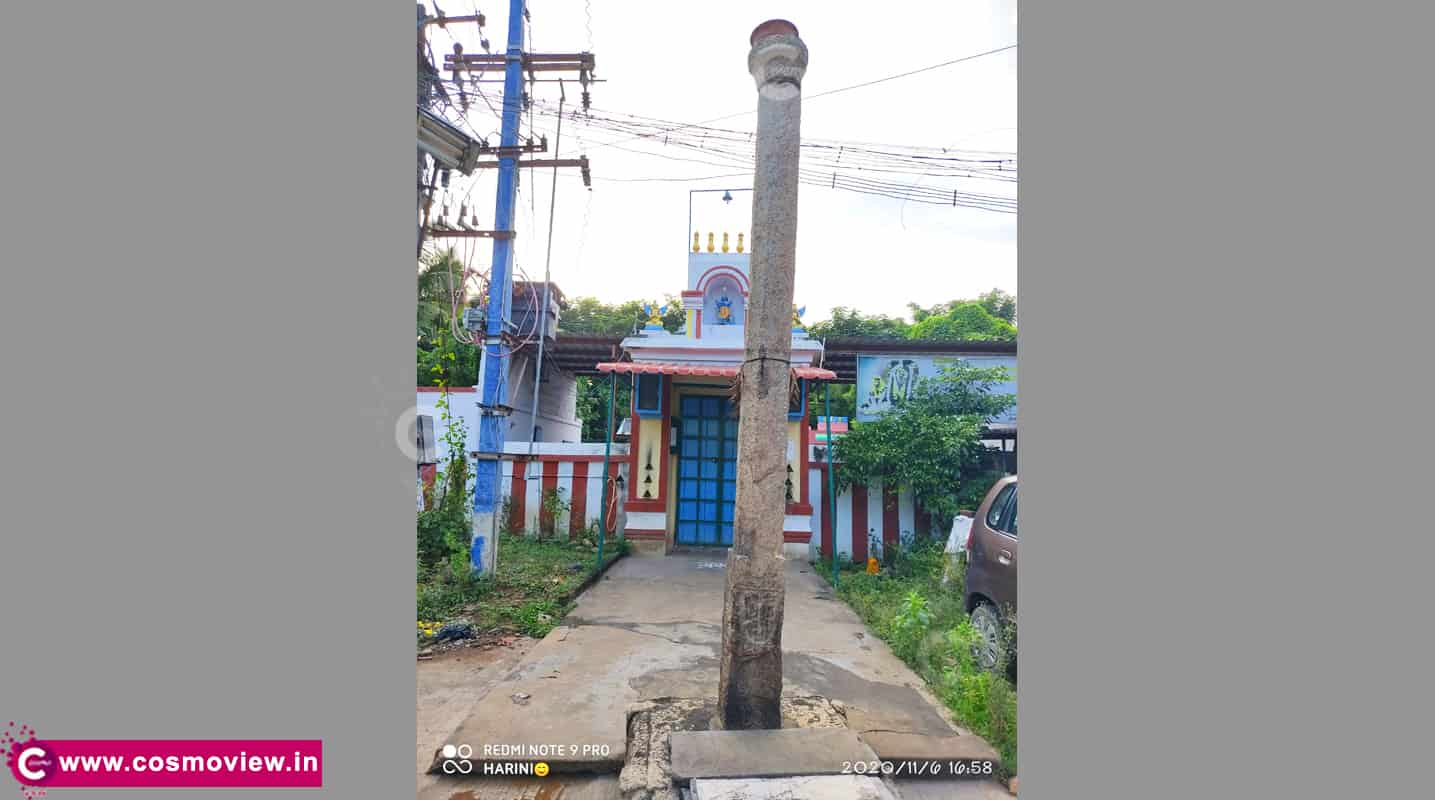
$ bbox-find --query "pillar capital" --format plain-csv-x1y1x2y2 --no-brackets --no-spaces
747,20,807,90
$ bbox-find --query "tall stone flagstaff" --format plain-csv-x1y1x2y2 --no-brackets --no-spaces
717,19,809,730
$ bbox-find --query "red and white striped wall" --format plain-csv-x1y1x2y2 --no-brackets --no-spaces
808,461,931,562
426,442,928,557
498,443,630,538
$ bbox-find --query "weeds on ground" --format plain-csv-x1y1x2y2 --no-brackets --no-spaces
417,531,625,641
815,538,1018,777
538,488,571,539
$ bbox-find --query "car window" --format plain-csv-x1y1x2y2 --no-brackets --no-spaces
986,484,1015,529
1003,490,1016,537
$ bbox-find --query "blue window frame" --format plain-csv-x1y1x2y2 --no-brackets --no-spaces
633,373,664,419
788,378,807,421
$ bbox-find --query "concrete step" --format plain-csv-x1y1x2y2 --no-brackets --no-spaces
691,775,898,800
891,778,1013,799
669,728,878,781
858,730,1002,765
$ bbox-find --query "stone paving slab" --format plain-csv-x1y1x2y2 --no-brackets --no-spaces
416,774,620,800
432,623,667,774
691,775,898,800
858,730,1002,765
891,778,1013,800
670,729,878,781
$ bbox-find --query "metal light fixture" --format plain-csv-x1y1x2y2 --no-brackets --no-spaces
688,187,750,251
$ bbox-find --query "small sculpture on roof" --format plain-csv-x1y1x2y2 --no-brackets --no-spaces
791,305,806,331
643,302,667,330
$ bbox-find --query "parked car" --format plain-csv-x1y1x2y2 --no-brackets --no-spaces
964,475,1017,675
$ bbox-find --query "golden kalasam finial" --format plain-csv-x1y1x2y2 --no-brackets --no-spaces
693,231,701,253
722,232,730,253
706,232,715,253
737,232,745,253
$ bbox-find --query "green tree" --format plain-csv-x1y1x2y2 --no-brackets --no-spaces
907,302,1017,342
811,291,1015,343
418,248,465,342
807,306,911,339
560,295,685,337
560,297,645,336
907,301,947,324
418,340,477,387
656,296,686,334
832,363,1014,527
975,288,1017,323
558,296,682,441
575,374,632,442
808,383,856,421
417,248,479,385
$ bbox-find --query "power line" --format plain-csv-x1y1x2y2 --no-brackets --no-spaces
523,117,1015,212
806,44,1017,101
547,101,1016,158
528,103,1018,185
594,172,751,183
573,43,1018,153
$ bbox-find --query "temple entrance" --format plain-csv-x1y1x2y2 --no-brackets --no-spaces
675,395,737,546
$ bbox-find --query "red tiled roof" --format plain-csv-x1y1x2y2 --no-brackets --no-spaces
596,361,837,380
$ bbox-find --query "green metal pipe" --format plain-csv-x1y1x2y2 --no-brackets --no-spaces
598,372,616,571
824,382,839,590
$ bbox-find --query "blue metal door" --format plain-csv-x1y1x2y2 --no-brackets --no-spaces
676,395,737,545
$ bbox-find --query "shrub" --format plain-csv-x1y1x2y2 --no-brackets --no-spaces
940,621,1018,772
832,363,1015,524
890,590,932,661
417,507,452,566
510,599,566,638
538,488,570,539
816,537,1018,778
416,568,491,622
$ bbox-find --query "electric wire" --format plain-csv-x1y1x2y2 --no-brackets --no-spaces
572,44,1018,154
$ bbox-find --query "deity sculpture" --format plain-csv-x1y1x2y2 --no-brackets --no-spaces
716,295,734,324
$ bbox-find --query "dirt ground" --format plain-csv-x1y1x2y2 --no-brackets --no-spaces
420,638,624,800
417,636,537,779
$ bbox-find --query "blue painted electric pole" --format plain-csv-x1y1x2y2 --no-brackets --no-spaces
463,1,596,574
470,0,528,574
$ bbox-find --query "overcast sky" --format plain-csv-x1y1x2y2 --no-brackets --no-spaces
425,0,1016,323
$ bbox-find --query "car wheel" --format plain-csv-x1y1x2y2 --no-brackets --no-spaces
970,603,1003,672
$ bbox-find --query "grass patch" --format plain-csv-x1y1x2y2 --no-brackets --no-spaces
417,529,626,640
815,540,1018,777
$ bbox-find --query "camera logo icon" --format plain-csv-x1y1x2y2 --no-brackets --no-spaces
440,744,473,774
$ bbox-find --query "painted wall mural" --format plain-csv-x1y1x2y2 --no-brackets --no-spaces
854,354,1016,424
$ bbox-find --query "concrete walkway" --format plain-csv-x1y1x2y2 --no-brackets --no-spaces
422,551,1002,798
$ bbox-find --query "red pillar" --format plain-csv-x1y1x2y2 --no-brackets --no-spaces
569,461,589,539
882,484,900,553
509,459,527,533
539,460,559,534
419,464,437,510
851,483,869,565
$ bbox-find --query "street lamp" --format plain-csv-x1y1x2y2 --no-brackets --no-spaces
688,187,752,250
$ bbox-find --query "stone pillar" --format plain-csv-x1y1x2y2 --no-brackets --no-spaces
717,19,808,731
